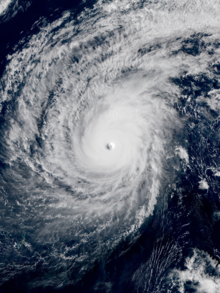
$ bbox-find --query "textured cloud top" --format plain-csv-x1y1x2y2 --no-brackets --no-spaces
1,0,220,290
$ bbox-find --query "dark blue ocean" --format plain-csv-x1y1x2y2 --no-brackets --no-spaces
1,1,220,292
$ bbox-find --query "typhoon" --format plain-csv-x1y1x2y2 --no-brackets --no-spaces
1,0,220,292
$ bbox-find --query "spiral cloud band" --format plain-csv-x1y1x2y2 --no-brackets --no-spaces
4,0,219,288
0,18,181,259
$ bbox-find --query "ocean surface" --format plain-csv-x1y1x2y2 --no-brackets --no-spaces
1,0,220,292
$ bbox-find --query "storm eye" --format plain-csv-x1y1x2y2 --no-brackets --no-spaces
106,142,115,150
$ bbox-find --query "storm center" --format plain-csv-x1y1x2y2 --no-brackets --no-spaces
106,142,115,150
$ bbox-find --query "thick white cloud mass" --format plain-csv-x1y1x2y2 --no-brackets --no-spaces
1,0,220,289
169,250,220,293
0,0,11,14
